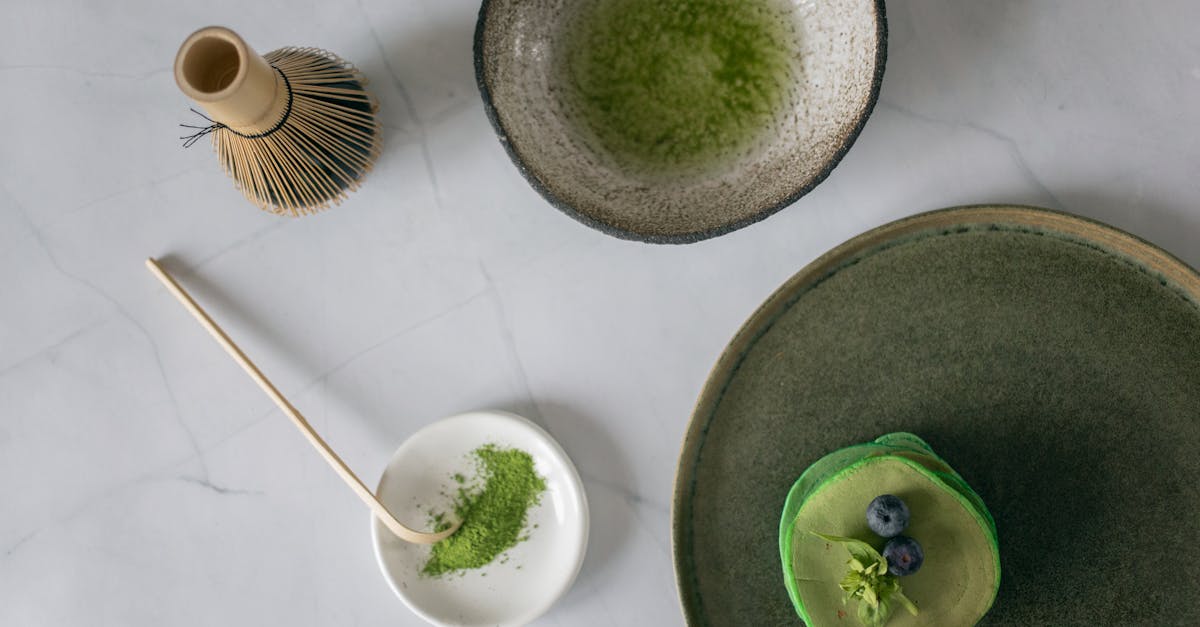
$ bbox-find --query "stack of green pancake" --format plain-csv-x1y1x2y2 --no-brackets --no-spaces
780,433,1001,626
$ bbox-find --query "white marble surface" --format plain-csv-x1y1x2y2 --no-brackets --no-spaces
2,1,1198,625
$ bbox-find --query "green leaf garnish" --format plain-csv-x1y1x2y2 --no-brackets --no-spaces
892,589,919,616
813,532,883,567
857,596,890,627
810,531,920,627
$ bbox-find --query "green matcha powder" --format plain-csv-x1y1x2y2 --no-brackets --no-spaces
565,0,793,171
422,444,547,577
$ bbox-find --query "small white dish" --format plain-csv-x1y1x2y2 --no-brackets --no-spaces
372,410,589,627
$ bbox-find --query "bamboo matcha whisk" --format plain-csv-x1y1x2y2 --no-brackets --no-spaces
175,26,381,216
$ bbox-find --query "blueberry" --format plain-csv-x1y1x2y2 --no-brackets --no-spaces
883,535,924,576
866,494,910,538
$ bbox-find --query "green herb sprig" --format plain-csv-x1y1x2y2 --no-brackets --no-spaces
812,533,919,627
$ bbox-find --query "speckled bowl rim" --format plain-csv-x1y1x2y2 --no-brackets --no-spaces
473,0,889,244
669,204,1200,623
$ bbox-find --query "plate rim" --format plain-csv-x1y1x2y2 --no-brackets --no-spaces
371,409,590,627
669,204,1200,624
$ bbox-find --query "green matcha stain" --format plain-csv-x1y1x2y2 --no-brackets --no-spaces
422,444,547,577
566,0,793,171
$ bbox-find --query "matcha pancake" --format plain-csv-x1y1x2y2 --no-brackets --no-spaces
781,435,1000,626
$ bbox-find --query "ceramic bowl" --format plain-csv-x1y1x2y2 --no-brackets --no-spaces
372,411,588,627
474,0,887,243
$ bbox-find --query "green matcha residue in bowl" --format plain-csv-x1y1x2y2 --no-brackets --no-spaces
565,0,795,171
422,444,547,577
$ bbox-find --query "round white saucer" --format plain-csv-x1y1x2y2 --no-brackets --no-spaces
372,410,588,626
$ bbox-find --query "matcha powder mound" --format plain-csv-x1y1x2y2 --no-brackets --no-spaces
422,444,547,576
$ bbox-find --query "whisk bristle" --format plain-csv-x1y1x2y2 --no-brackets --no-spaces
203,47,381,216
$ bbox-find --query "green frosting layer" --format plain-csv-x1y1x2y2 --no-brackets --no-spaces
780,434,1001,626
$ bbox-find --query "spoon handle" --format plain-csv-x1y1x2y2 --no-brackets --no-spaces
145,258,459,544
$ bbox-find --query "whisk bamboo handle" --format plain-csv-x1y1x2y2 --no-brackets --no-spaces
145,258,460,544
174,26,285,130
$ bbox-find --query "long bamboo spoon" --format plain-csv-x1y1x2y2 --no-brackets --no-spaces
145,257,460,544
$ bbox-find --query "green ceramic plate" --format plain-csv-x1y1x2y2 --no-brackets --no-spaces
672,205,1200,625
